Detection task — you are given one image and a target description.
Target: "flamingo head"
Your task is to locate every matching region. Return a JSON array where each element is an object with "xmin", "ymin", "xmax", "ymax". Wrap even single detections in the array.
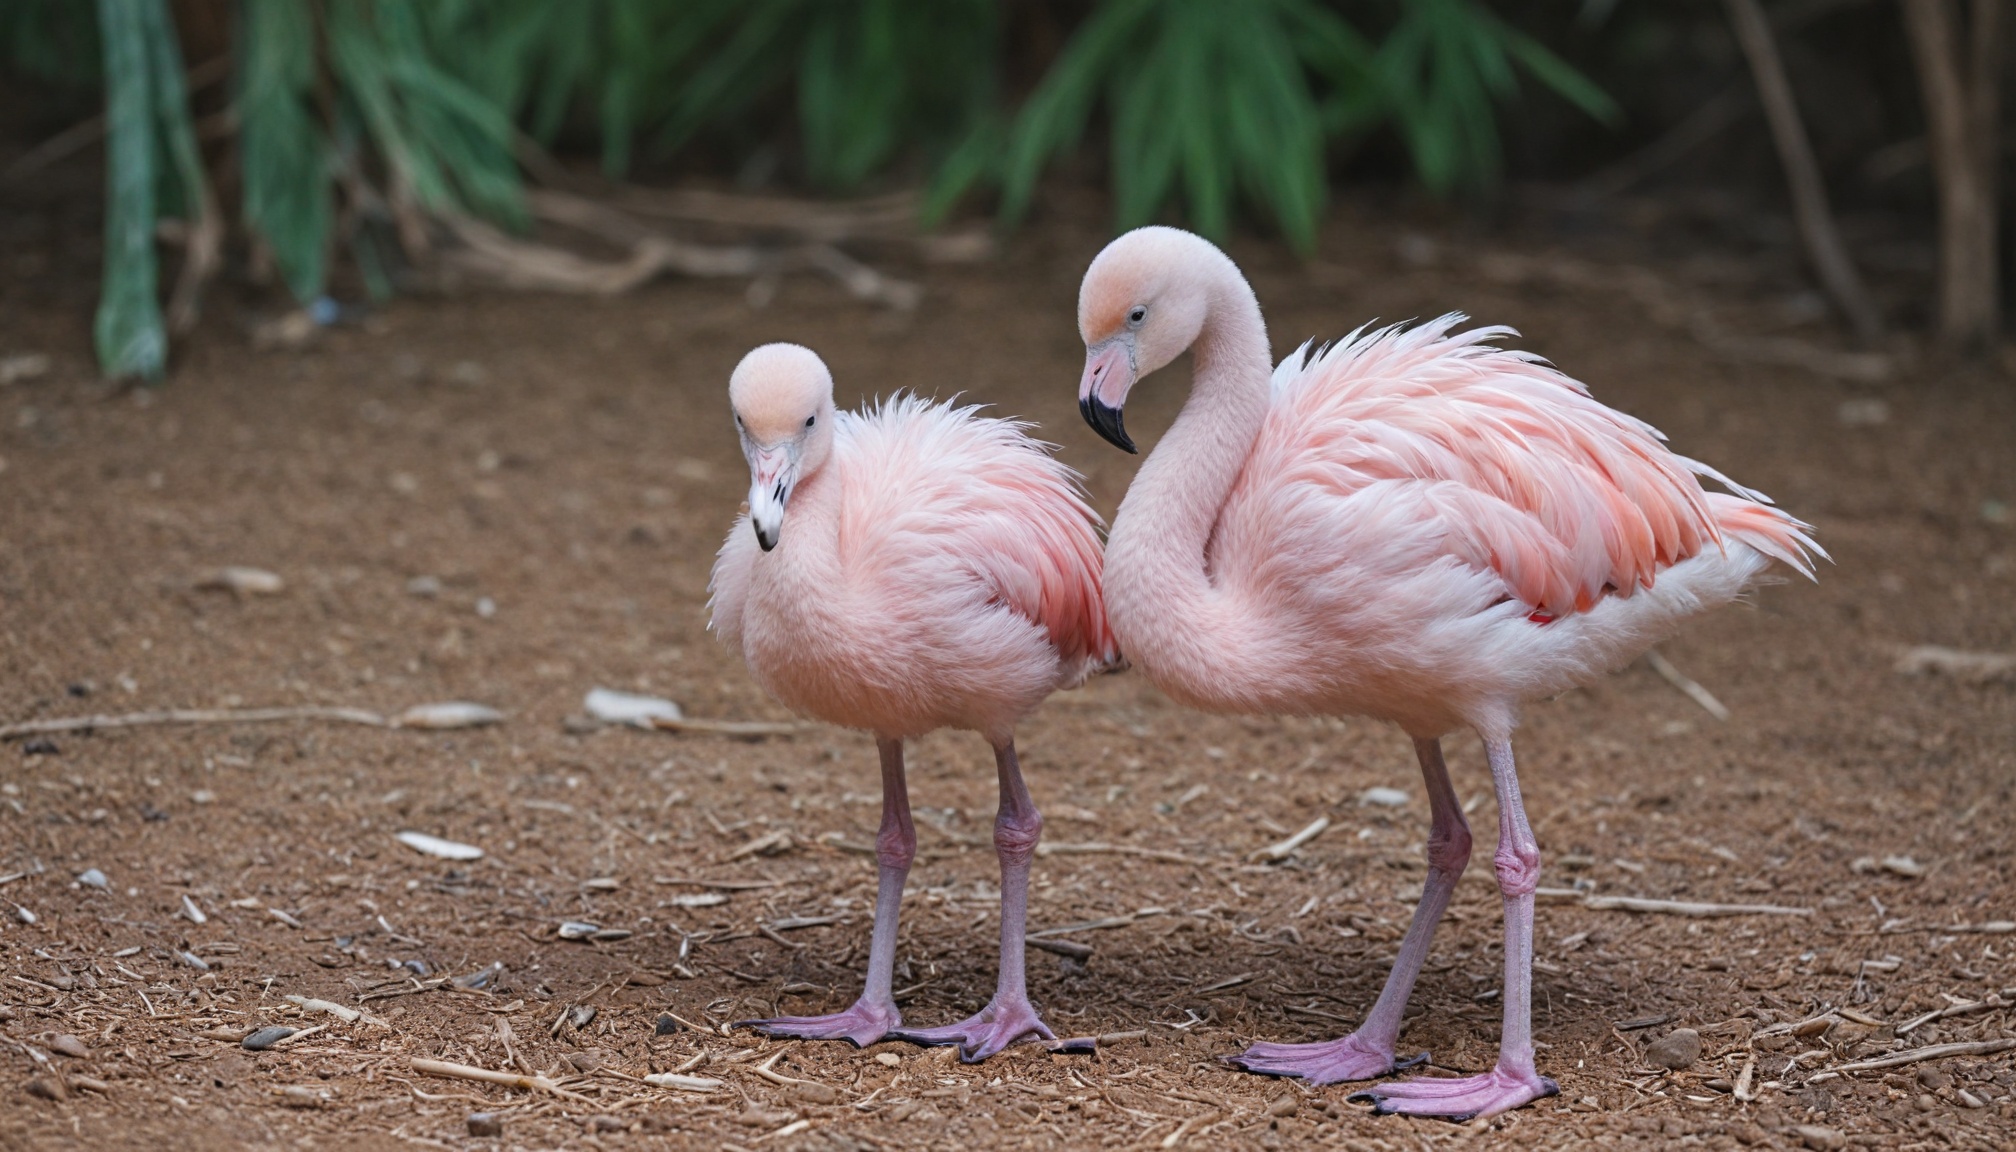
[
  {"xmin": 728, "ymin": 343, "xmax": 837, "ymax": 552},
  {"xmin": 1075, "ymin": 226, "xmax": 1216, "ymax": 453}
]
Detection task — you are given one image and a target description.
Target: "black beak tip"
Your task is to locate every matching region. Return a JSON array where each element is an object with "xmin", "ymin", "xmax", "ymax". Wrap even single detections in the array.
[
  {"xmin": 754, "ymin": 524, "xmax": 778, "ymax": 552},
  {"xmin": 1079, "ymin": 395, "xmax": 1137, "ymax": 454}
]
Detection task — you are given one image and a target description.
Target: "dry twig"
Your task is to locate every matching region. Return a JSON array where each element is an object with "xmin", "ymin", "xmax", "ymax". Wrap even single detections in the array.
[
  {"xmin": 1806, "ymin": 1037, "xmax": 2016, "ymax": 1080},
  {"xmin": 1248, "ymin": 817, "xmax": 1330, "ymax": 862},
  {"xmin": 1644, "ymin": 650, "xmax": 1731, "ymax": 722},
  {"xmin": 410, "ymin": 1057, "xmax": 592, "ymax": 1103},
  {"xmin": 1536, "ymin": 888, "xmax": 1811, "ymax": 917}
]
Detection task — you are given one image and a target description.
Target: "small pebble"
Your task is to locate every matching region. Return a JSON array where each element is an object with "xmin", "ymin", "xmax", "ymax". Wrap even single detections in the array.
[
  {"xmin": 47, "ymin": 1034, "xmax": 88, "ymax": 1059},
  {"xmin": 242, "ymin": 1026, "xmax": 297, "ymax": 1051},
  {"xmin": 588, "ymin": 1115, "xmax": 626, "ymax": 1132},
  {"xmin": 406, "ymin": 576, "xmax": 442, "ymax": 598},
  {"xmin": 22, "ymin": 737, "xmax": 57, "ymax": 756},
  {"xmin": 793, "ymin": 1081, "xmax": 841, "ymax": 1105},
  {"xmin": 1916, "ymin": 1068, "xmax": 1951, "ymax": 1090},
  {"xmin": 177, "ymin": 950, "xmax": 209, "ymax": 971},
  {"xmin": 654, "ymin": 1014, "xmax": 680, "ymax": 1036},
  {"xmin": 873, "ymin": 1052, "xmax": 900, "ymax": 1067},
  {"xmin": 1359, "ymin": 786, "xmax": 1410, "ymax": 807},
  {"xmin": 568, "ymin": 1005, "xmax": 596, "ymax": 1029},
  {"xmin": 1645, "ymin": 1028, "xmax": 1701, "ymax": 1070},
  {"xmin": 1793, "ymin": 1125, "xmax": 1843, "ymax": 1151},
  {"xmin": 24, "ymin": 1078, "xmax": 64, "ymax": 1102},
  {"xmin": 557, "ymin": 921, "xmax": 599, "ymax": 940},
  {"xmin": 565, "ymin": 1051, "xmax": 604, "ymax": 1073},
  {"xmin": 76, "ymin": 869, "xmax": 108, "ymax": 890},
  {"xmin": 468, "ymin": 1112, "xmax": 504, "ymax": 1137},
  {"xmin": 1267, "ymin": 1095, "xmax": 1298, "ymax": 1117}
]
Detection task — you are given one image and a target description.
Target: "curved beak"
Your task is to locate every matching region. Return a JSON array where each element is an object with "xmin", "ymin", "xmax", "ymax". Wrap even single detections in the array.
[
  {"xmin": 1078, "ymin": 340, "xmax": 1137, "ymax": 454},
  {"xmin": 745, "ymin": 443, "xmax": 798, "ymax": 552}
]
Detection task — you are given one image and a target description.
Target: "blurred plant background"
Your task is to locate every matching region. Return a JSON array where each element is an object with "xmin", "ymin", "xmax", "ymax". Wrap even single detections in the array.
[{"xmin": 0, "ymin": 0, "xmax": 2000, "ymax": 378}]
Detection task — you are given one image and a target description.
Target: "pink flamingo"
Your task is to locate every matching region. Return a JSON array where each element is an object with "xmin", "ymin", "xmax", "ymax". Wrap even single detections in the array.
[
  {"xmin": 1074, "ymin": 228, "xmax": 1822, "ymax": 1119},
  {"xmin": 708, "ymin": 343, "xmax": 1114, "ymax": 1061}
]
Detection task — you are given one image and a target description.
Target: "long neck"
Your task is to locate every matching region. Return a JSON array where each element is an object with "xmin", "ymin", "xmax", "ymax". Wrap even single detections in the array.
[{"xmin": 1104, "ymin": 260, "xmax": 1273, "ymax": 682}]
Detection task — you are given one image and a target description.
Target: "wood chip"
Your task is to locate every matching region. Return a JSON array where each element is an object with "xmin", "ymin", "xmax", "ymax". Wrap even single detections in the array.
[
  {"xmin": 583, "ymin": 687, "xmax": 683, "ymax": 727},
  {"xmin": 723, "ymin": 829, "xmax": 794, "ymax": 861},
  {"xmin": 396, "ymin": 831, "xmax": 484, "ymax": 861},
  {"xmin": 196, "ymin": 566, "xmax": 284, "ymax": 595},
  {"xmin": 393, "ymin": 702, "xmax": 504, "ymax": 730},
  {"xmin": 642, "ymin": 1072, "xmax": 722, "ymax": 1092},
  {"xmin": 1028, "ymin": 937, "xmax": 1093, "ymax": 961}
]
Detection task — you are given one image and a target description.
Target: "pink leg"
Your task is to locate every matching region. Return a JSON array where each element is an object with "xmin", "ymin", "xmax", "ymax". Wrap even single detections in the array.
[
  {"xmin": 1352, "ymin": 735, "xmax": 1558, "ymax": 1120},
  {"xmin": 1231, "ymin": 737, "xmax": 1467, "ymax": 1083},
  {"xmin": 892, "ymin": 737, "xmax": 1056, "ymax": 1062},
  {"xmin": 736, "ymin": 736, "xmax": 911, "ymax": 1046}
]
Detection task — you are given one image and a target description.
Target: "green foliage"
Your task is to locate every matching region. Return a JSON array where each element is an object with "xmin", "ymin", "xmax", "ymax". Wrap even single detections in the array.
[
  {"xmin": 326, "ymin": 0, "xmax": 524, "ymax": 227},
  {"xmin": 93, "ymin": 0, "xmax": 206, "ymax": 381},
  {"xmin": 651, "ymin": 0, "xmax": 998, "ymax": 191},
  {"xmin": 946, "ymin": 0, "xmax": 1616, "ymax": 249},
  {"xmin": 955, "ymin": 0, "xmax": 1371, "ymax": 254},
  {"xmin": 1375, "ymin": 0, "xmax": 1621, "ymax": 196},
  {"xmin": 2, "ymin": 0, "xmax": 1619, "ymax": 378},
  {"xmin": 238, "ymin": 0, "xmax": 328, "ymax": 304}
]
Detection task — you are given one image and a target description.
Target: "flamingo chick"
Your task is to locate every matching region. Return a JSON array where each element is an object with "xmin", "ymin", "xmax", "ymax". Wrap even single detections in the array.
[
  {"xmin": 1074, "ymin": 228, "xmax": 1822, "ymax": 1119},
  {"xmin": 708, "ymin": 343, "xmax": 1114, "ymax": 1061}
]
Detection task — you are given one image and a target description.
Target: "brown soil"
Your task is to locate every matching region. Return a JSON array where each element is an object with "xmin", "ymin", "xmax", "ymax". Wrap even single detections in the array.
[{"xmin": 2, "ymin": 181, "xmax": 2013, "ymax": 1150}]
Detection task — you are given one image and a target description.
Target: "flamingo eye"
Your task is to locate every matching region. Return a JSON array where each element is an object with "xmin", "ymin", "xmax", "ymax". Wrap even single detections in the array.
[
  {"xmin": 805, "ymin": 415, "xmax": 815, "ymax": 428},
  {"xmin": 1127, "ymin": 306, "xmax": 1147, "ymax": 327}
]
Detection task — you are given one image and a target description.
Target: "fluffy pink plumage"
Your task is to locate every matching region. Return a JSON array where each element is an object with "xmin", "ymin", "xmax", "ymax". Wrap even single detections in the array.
[
  {"xmin": 1232, "ymin": 317, "xmax": 1818, "ymax": 620},
  {"xmin": 711, "ymin": 391, "xmax": 1113, "ymax": 741}
]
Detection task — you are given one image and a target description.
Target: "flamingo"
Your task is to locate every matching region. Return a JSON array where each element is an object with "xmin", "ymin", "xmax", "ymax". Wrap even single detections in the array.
[
  {"xmin": 1073, "ymin": 228, "xmax": 1822, "ymax": 1118},
  {"xmin": 708, "ymin": 343, "xmax": 1114, "ymax": 1061}
]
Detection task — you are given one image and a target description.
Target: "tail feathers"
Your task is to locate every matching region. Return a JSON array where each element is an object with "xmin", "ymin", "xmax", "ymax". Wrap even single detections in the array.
[{"xmin": 1708, "ymin": 493, "xmax": 1827, "ymax": 579}]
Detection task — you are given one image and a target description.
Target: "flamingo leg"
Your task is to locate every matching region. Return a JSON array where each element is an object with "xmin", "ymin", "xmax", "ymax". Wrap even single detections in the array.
[
  {"xmin": 1352, "ymin": 735, "xmax": 1558, "ymax": 1120},
  {"xmin": 892, "ymin": 737, "xmax": 1056, "ymax": 1061},
  {"xmin": 736, "ymin": 735, "xmax": 912, "ymax": 1046},
  {"xmin": 1230, "ymin": 736, "xmax": 1467, "ymax": 1082}
]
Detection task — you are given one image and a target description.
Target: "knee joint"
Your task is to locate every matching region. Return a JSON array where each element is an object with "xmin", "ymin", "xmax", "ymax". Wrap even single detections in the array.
[
  {"xmin": 875, "ymin": 825, "xmax": 916, "ymax": 871},
  {"xmin": 994, "ymin": 809, "xmax": 1043, "ymax": 864},
  {"xmin": 1493, "ymin": 841, "xmax": 1541, "ymax": 896},
  {"xmin": 1425, "ymin": 822, "xmax": 1472, "ymax": 874}
]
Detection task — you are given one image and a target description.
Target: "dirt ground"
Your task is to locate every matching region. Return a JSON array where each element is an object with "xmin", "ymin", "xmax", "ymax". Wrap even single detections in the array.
[{"xmin": 2, "ymin": 165, "xmax": 2014, "ymax": 1151}]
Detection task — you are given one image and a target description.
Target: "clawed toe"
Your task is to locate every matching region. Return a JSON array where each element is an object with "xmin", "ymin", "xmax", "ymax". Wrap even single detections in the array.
[
  {"xmin": 1225, "ymin": 1033, "xmax": 1424, "ymax": 1085},
  {"xmin": 731, "ymin": 1001, "xmax": 900, "ymax": 1048},
  {"xmin": 1349, "ymin": 1067, "xmax": 1558, "ymax": 1120},
  {"xmin": 891, "ymin": 1001, "xmax": 1055, "ymax": 1063}
]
